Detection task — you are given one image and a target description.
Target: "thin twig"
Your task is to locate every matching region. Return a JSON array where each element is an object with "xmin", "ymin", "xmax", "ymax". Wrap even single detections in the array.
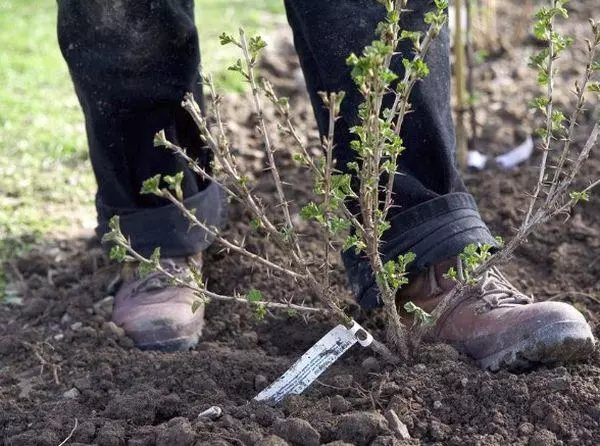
[{"xmin": 57, "ymin": 419, "xmax": 78, "ymax": 446}]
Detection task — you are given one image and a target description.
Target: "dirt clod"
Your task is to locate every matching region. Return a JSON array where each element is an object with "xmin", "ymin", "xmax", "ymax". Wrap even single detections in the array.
[
  {"xmin": 337, "ymin": 412, "xmax": 389, "ymax": 445},
  {"xmin": 96, "ymin": 421, "xmax": 126, "ymax": 446},
  {"xmin": 272, "ymin": 417, "xmax": 321, "ymax": 446},
  {"xmin": 155, "ymin": 417, "xmax": 195, "ymax": 446},
  {"xmin": 257, "ymin": 435, "xmax": 291, "ymax": 446}
]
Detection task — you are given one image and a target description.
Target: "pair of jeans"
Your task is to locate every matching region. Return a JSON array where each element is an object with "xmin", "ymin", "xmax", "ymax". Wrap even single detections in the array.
[{"xmin": 57, "ymin": 0, "xmax": 496, "ymax": 309}]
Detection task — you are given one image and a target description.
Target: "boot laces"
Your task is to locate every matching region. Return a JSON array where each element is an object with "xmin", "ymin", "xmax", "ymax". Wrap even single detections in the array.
[
  {"xmin": 128, "ymin": 258, "xmax": 197, "ymax": 296},
  {"xmin": 478, "ymin": 266, "xmax": 534, "ymax": 308}
]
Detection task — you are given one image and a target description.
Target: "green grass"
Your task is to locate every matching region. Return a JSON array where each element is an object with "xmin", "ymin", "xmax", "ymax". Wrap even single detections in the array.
[{"xmin": 0, "ymin": 0, "xmax": 285, "ymax": 294}]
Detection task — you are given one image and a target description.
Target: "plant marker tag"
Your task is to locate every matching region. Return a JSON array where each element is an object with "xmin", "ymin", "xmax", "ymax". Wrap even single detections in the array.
[{"xmin": 254, "ymin": 321, "xmax": 373, "ymax": 405}]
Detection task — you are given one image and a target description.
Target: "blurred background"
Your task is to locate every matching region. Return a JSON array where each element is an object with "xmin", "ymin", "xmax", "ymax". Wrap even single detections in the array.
[{"xmin": 0, "ymin": 0, "xmax": 286, "ymax": 295}]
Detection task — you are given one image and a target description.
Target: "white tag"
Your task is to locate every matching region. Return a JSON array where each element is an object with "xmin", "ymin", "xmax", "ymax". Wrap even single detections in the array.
[
  {"xmin": 254, "ymin": 321, "xmax": 373, "ymax": 405},
  {"xmin": 495, "ymin": 136, "xmax": 534, "ymax": 170}
]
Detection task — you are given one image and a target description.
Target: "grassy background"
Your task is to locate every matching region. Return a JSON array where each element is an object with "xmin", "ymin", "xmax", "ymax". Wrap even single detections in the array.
[{"xmin": 0, "ymin": 0, "xmax": 285, "ymax": 294}]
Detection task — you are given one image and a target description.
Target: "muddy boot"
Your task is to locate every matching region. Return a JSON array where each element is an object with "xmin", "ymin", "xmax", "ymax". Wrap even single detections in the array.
[
  {"xmin": 399, "ymin": 259, "xmax": 596, "ymax": 371},
  {"xmin": 112, "ymin": 254, "xmax": 204, "ymax": 352}
]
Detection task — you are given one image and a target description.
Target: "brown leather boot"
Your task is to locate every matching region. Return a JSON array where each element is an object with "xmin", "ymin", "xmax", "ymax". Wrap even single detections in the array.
[
  {"xmin": 112, "ymin": 254, "xmax": 205, "ymax": 351},
  {"xmin": 399, "ymin": 258, "xmax": 596, "ymax": 371}
]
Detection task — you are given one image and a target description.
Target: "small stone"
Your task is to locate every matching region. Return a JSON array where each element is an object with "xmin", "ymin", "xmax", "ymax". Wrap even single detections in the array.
[
  {"xmin": 155, "ymin": 417, "xmax": 195, "ymax": 446},
  {"xmin": 256, "ymin": 435, "xmax": 290, "ymax": 446},
  {"xmin": 63, "ymin": 387, "xmax": 80, "ymax": 400},
  {"xmin": 60, "ymin": 313, "xmax": 73, "ymax": 325},
  {"xmin": 433, "ymin": 400, "xmax": 442, "ymax": 410},
  {"xmin": 198, "ymin": 406, "xmax": 223, "ymax": 421},
  {"xmin": 518, "ymin": 422, "xmax": 535, "ymax": 436},
  {"xmin": 414, "ymin": 364, "xmax": 427, "ymax": 372},
  {"xmin": 104, "ymin": 321, "xmax": 125, "ymax": 338},
  {"xmin": 548, "ymin": 377, "xmax": 570, "ymax": 391},
  {"xmin": 360, "ymin": 357, "xmax": 381, "ymax": 372},
  {"xmin": 272, "ymin": 417, "xmax": 320, "ymax": 446},
  {"xmin": 70, "ymin": 322, "xmax": 83, "ymax": 331},
  {"xmin": 255, "ymin": 374, "xmax": 269, "ymax": 391},
  {"xmin": 460, "ymin": 377, "xmax": 469, "ymax": 387},
  {"xmin": 337, "ymin": 412, "xmax": 389, "ymax": 446},
  {"xmin": 384, "ymin": 409, "xmax": 410, "ymax": 440},
  {"xmin": 94, "ymin": 296, "xmax": 115, "ymax": 316},
  {"xmin": 53, "ymin": 333, "xmax": 65, "ymax": 341}
]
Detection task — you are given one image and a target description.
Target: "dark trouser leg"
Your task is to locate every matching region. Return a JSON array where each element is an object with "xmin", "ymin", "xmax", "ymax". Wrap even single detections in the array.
[
  {"xmin": 284, "ymin": 0, "xmax": 497, "ymax": 308},
  {"xmin": 57, "ymin": 0, "xmax": 225, "ymax": 257}
]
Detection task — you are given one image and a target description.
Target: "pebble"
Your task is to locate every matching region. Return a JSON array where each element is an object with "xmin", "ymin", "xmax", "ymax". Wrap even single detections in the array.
[
  {"xmin": 60, "ymin": 313, "xmax": 72, "ymax": 325},
  {"xmin": 255, "ymin": 374, "xmax": 269, "ymax": 391},
  {"xmin": 433, "ymin": 400, "xmax": 443, "ymax": 410},
  {"xmin": 53, "ymin": 333, "xmax": 64, "ymax": 341},
  {"xmin": 549, "ymin": 376, "xmax": 571, "ymax": 391},
  {"xmin": 272, "ymin": 417, "xmax": 320, "ymax": 446},
  {"xmin": 104, "ymin": 321, "xmax": 125, "ymax": 338},
  {"xmin": 93, "ymin": 295, "xmax": 115, "ymax": 317},
  {"xmin": 198, "ymin": 406, "xmax": 223, "ymax": 421},
  {"xmin": 384, "ymin": 409, "xmax": 411, "ymax": 440},
  {"xmin": 460, "ymin": 377, "xmax": 469, "ymax": 388},
  {"xmin": 414, "ymin": 363, "xmax": 427, "ymax": 372},
  {"xmin": 70, "ymin": 322, "xmax": 83, "ymax": 331},
  {"xmin": 62, "ymin": 387, "xmax": 80, "ymax": 400},
  {"xmin": 518, "ymin": 422, "xmax": 535, "ymax": 436}
]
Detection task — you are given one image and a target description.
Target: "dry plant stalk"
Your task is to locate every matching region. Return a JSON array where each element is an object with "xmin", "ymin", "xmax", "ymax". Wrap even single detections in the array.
[
  {"xmin": 415, "ymin": 1, "xmax": 600, "ymax": 341},
  {"xmin": 103, "ymin": 0, "xmax": 449, "ymax": 360},
  {"xmin": 454, "ymin": 0, "xmax": 469, "ymax": 168}
]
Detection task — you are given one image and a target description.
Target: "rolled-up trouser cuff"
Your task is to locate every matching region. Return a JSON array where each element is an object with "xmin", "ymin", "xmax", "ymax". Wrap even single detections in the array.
[
  {"xmin": 342, "ymin": 192, "xmax": 498, "ymax": 310},
  {"xmin": 97, "ymin": 181, "xmax": 227, "ymax": 258}
]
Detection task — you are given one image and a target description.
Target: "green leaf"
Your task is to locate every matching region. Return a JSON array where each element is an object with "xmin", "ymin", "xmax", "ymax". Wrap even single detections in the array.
[
  {"xmin": 247, "ymin": 289, "xmax": 263, "ymax": 303},
  {"xmin": 191, "ymin": 300, "xmax": 203, "ymax": 314},
  {"xmin": 249, "ymin": 217, "xmax": 263, "ymax": 230},
  {"xmin": 570, "ymin": 190, "xmax": 590, "ymax": 203},
  {"xmin": 164, "ymin": 172, "xmax": 185, "ymax": 202},
  {"xmin": 109, "ymin": 245, "xmax": 128, "ymax": 263},
  {"xmin": 403, "ymin": 301, "xmax": 435, "ymax": 325},
  {"xmin": 140, "ymin": 174, "xmax": 162, "ymax": 196},
  {"xmin": 254, "ymin": 303, "xmax": 267, "ymax": 320},
  {"xmin": 301, "ymin": 202, "xmax": 323, "ymax": 223},
  {"xmin": 219, "ymin": 32, "xmax": 237, "ymax": 46},
  {"xmin": 153, "ymin": 130, "xmax": 167, "ymax": 147},
  {"xmin": 587, "ymin": 82, "xmax": 600, "ymax": 93}
]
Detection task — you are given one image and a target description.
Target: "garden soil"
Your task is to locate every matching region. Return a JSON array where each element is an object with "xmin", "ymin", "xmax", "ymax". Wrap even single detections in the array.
[{"xmin": 2, "ymin": 1, "xmax": 600, "ymax": 445}]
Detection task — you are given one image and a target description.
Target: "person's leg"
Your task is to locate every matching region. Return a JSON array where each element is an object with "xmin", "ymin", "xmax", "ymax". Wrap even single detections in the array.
[
  {"xmin": 57, "ymin": 0, "xmax": 222, "ymax": 350},
  {"xmin": 57, "ymin": 0, "xmax": 225, "ymax": 258},
  {"xmin": 284, "ymin": 0, "xmax": 495, "ymax": 309},
  {"xmin": 284, "ymin": 0, "xmax": 595, "ymax": 370}
]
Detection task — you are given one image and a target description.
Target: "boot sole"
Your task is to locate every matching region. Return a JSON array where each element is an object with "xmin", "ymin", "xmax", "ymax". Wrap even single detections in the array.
[
  {"xmin": 136, "ymin": 334, "xmax": 200, "ymax": 352},
  {"xmin": 478, "ymin": 320, "xmax": 596, "ymax": 372}
]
